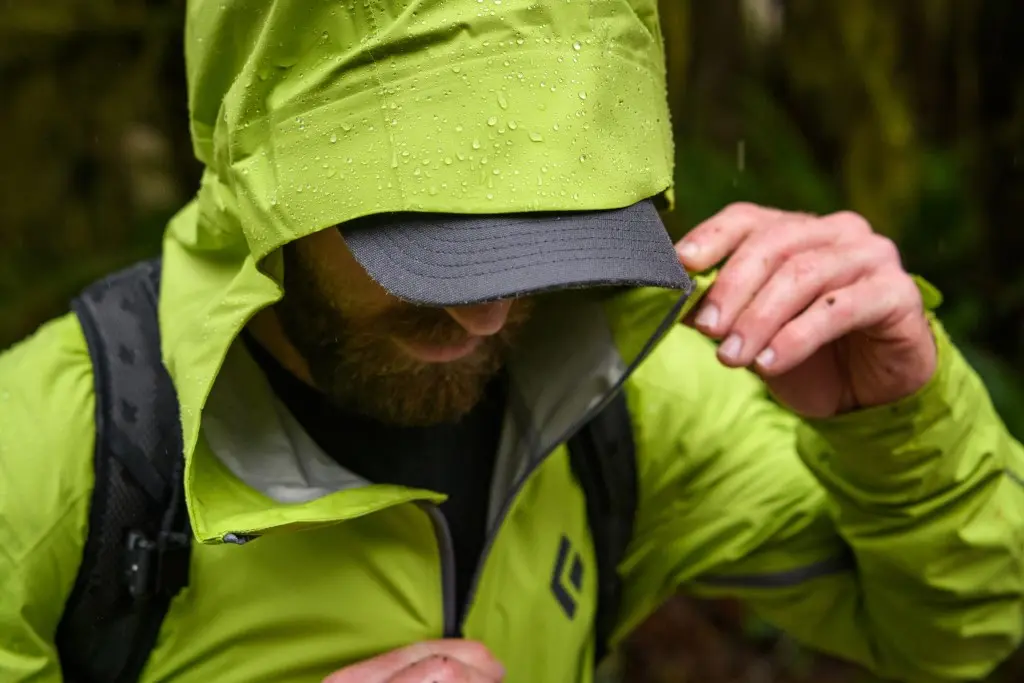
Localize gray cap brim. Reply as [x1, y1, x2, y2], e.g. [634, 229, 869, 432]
[339, 198, 692, 306]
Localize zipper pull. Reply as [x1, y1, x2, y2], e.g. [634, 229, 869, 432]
[223, 532, 260, 545]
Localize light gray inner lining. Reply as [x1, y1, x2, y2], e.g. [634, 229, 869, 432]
[201, 293, 627, 526]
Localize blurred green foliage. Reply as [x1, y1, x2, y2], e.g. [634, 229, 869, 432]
[1, 0, 1022, 681]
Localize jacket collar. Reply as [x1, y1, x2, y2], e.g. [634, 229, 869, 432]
[185, 285, 698, 544]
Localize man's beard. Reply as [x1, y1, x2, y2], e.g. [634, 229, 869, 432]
[275, 244, 532, 426]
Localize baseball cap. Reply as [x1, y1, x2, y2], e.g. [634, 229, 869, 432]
[340, 199, 691, 306]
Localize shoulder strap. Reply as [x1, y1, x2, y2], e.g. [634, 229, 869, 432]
[56, 258, 191, 683]
[566, 389, 638, 668]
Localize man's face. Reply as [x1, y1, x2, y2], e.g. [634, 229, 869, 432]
[275, 228, 533, 426]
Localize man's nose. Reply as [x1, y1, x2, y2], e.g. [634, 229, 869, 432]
[444, 300, 513, 337]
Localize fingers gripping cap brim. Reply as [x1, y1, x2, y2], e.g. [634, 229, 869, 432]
[339, 199, 693, 306]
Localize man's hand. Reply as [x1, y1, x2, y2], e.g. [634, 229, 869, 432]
[322, 640, 505, 683]
[675, 202, 937, 419]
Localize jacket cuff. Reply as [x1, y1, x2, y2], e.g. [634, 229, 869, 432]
[797, 316, 999, 503]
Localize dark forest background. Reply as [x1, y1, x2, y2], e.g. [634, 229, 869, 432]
[2, 1, 1023, 681]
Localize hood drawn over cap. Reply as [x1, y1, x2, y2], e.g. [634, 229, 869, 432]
[182, 0, 677, 260]
[162, 0, 680, 517]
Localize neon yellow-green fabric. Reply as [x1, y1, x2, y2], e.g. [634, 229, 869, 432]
[2, 1, 1024, 682]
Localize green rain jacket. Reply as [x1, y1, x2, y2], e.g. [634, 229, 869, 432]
[2, 1, 1024, 682]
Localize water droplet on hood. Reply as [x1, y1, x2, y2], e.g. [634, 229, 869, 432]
[498, 92, 509, 109]
[578, 91, 587, 100]
[330, 134, 338, 143]
[529, 132, 544, 142]
[487, 116, 498, 126]
[572, 41, 582, 51]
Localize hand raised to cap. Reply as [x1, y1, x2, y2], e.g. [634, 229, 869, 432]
[676, 203, 937, 418]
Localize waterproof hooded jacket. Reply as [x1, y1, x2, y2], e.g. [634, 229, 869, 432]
[2, 1, 1024, 682]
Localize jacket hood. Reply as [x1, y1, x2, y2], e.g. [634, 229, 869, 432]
[180, 0, 676, 260]
[159, 0, 680, 538]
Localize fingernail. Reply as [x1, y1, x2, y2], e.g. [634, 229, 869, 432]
[694, 303, 720, 330]
[676, 241, 702, 262]
[756, 347, 776, 368]
[719, 333, 743, 361]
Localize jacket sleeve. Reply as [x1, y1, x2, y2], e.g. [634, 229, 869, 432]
[0, 314, 96, 682]
[617, 316, 1024, 683]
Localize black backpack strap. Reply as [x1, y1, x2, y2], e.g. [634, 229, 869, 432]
[56, 258, 191, 683]
[567, 389, 638, 668]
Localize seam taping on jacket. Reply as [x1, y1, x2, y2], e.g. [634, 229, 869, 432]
[697, 553, 853, 589]
[1007, 468, 1024, 488]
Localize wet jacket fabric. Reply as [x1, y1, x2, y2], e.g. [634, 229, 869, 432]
[2, 1, 1024, 682]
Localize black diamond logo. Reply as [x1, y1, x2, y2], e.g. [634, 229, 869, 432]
[550, 534, 585, 619]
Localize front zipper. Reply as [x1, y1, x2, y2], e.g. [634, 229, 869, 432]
[420, 502, 459, 637]
[456, 290, 691, 631]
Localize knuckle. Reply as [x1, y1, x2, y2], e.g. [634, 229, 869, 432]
[895, 276, 922, 309]
[905, 276, 923, 303]
[737, 306, 776, 336]
[725, 201, 759, 216]
[780, 252, 819, 284]
[779, 324, 814, 356]
[726, 250, 774, 285]
[871, 235, 902, 263]
[721, 201, 768, 225]
[822, 291, 854, 320]
[830, 210, 873, 235]
[879, 287, 904, 315]
[747, 227, 791, 258]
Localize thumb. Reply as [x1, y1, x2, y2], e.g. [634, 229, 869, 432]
[386, 654, 504, 683]
[322, 640, 504, 683]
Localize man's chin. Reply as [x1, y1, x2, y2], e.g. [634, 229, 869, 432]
[318, 362, 500, 427]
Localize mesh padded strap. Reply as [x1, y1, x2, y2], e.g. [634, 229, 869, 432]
[56, 258, 190, 683]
